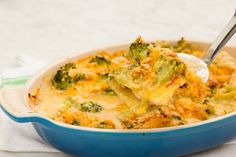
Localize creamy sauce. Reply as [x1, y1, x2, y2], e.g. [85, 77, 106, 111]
[29, 38, 236, 129]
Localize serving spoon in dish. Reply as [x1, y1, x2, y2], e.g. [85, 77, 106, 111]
[177, 10, 236, 83]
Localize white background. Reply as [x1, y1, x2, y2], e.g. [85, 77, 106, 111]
[0, 0, 236, 156]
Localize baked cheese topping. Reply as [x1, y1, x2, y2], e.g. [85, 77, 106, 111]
[29, 37, 236, 129]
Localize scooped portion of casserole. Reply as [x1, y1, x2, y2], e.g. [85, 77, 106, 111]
[29, 37, 236, 129]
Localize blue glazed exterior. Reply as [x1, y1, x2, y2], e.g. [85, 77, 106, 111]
[2, 105, 236, 157]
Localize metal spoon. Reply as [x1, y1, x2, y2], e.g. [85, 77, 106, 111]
[177, 10, 236, 83]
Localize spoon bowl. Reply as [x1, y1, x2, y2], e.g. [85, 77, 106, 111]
[177, 10, 236, 83]
[177, 53, 209, 83]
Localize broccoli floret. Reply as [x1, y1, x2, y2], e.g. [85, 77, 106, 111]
[78, 101, 102, 113]
[63, 63, 76, 70]
[52, 63, 86, 90]
[52, 63, 76, 90]
[160, 37, 196, 54]
[127, 37, 149, 62]
[156, 38, 195, 54]
[64, 98, 102, 113]
[74, 73, 86, 82]
[111, 64, 142, 90]
[89, 56, 110, 64]
[172, 37, 195, 54]
[102, 87, 116, 95]
[154, 55, 185, 84]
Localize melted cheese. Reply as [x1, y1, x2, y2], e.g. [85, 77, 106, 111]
[29, 39, 236, 129]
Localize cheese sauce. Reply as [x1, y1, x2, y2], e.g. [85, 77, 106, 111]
[29, 38, 236, 129]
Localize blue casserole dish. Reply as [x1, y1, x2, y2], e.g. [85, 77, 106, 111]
[0, 42, 236, 157]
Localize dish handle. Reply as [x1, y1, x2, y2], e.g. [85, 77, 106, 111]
[0, 86, 38, 123]
[0, 86, 74, 131]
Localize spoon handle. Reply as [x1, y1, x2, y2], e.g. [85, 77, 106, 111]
[203, 10, 236, 64]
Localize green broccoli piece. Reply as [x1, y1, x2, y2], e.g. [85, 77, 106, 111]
[171, 37, 195, 54]
[78, 101, 103, 113]
[107, 79, 146, 117]
[127, 37, 149, 62]
[74, 73, 86, 82]
[89, 56, 110, 65]
[154, 55, 185, 84]
[156, 38, 195, 54]
[111, 64, 142, 90]
[64, 98, 102, 113]
[52, 63, 86, 90]
[102, 87, 116, 95]
[52, 63, 76, 90]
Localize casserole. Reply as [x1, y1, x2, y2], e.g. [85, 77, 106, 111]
[0, 41, 236, 157]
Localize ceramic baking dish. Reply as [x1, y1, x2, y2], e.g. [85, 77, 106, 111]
[1, 41, 236, 157]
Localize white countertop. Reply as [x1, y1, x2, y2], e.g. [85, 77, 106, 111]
[0, 0, 236, 156]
